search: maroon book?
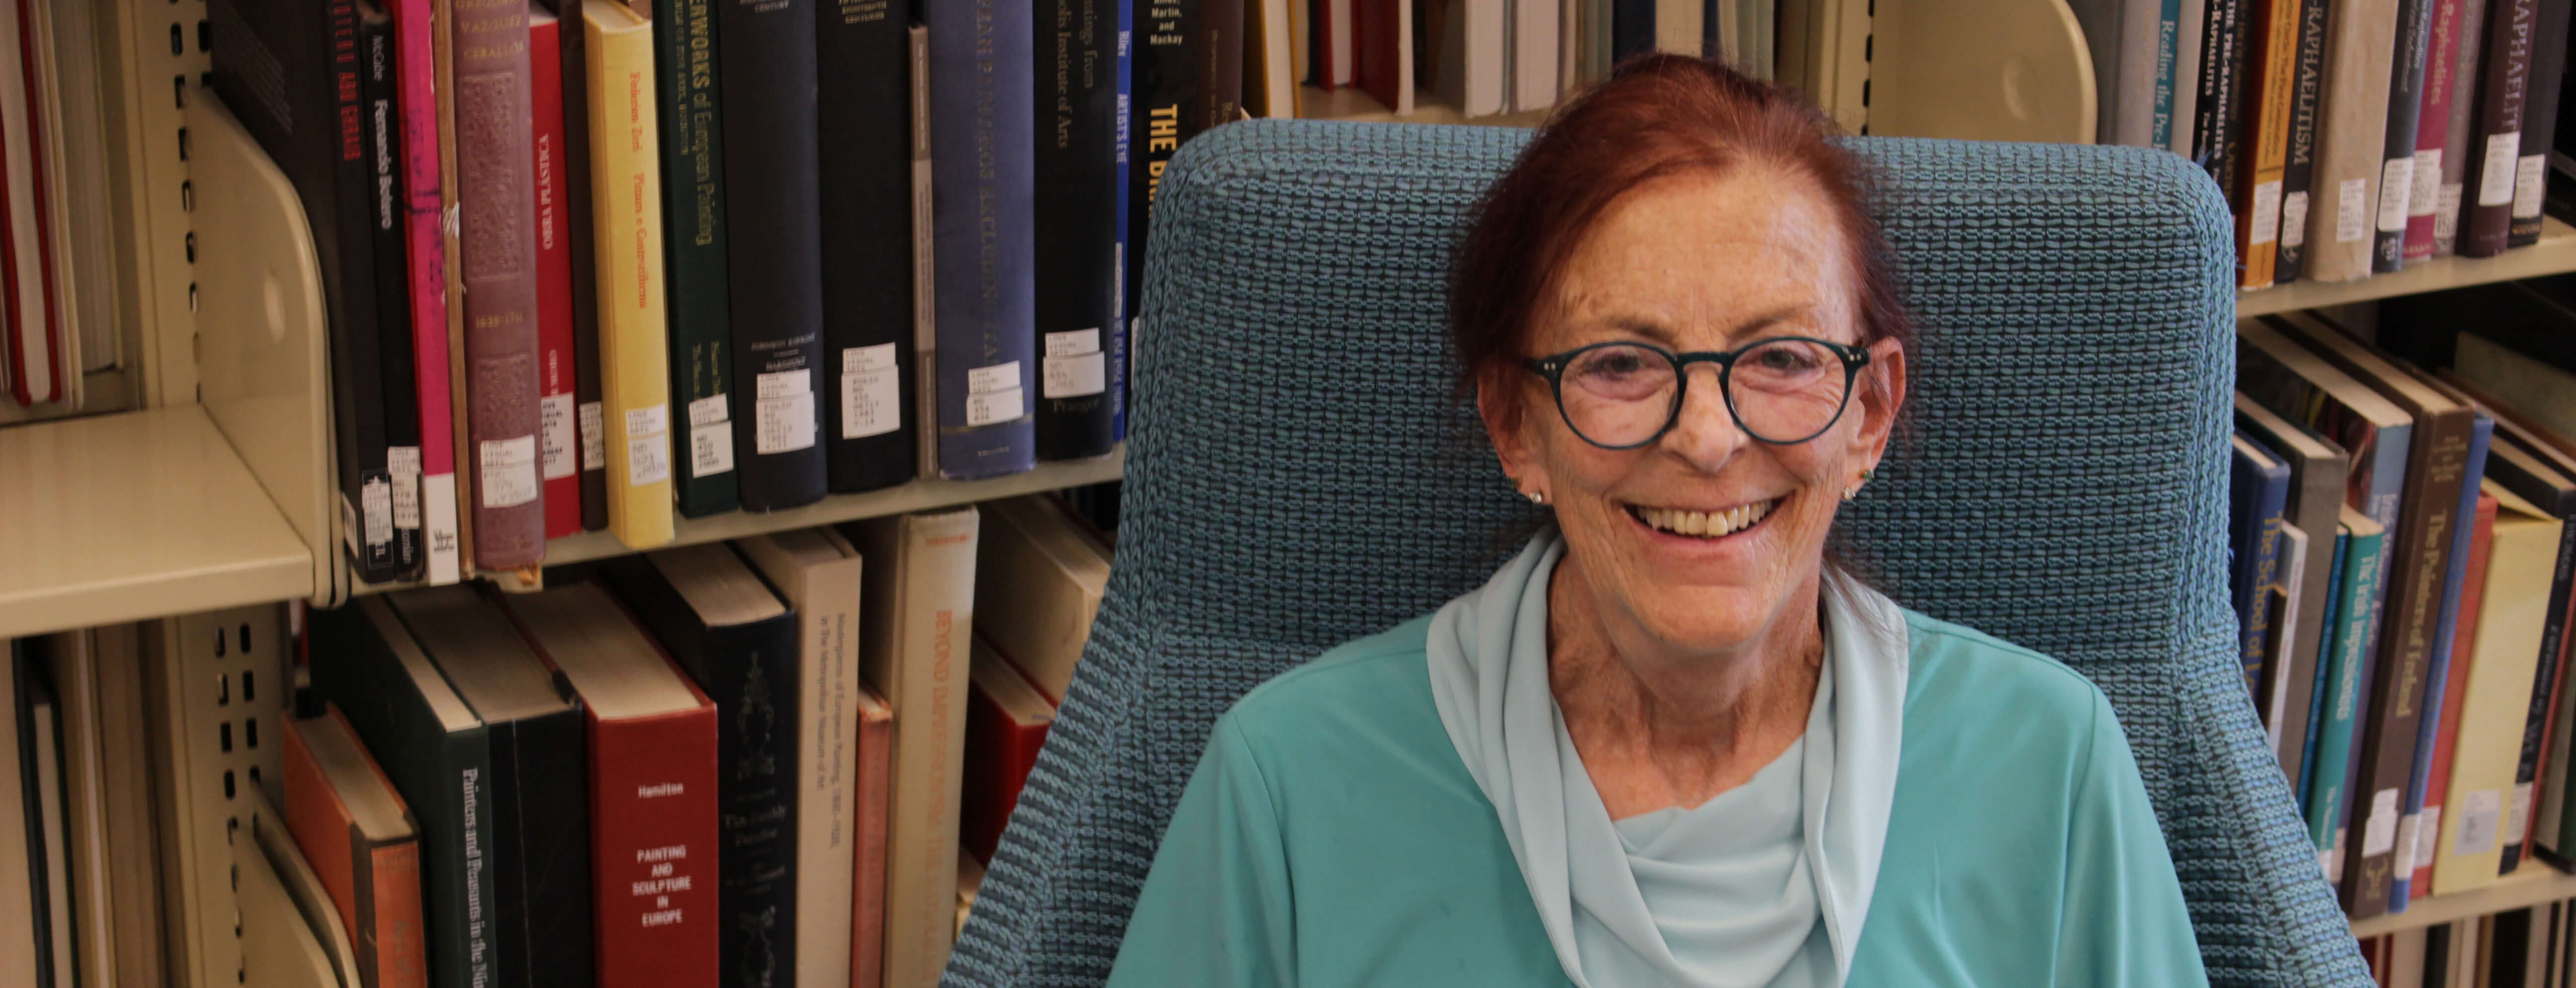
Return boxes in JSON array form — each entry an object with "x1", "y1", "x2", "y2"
[
  {"x1": 528, "y1": 4, "x2": 580, "y2": 540},
  {"x1": 451, "y1": 0, "x2": 545, "y2": 570},
  {"x1": 963, "y1": 638, "x2": 1055, "y2": 863}
]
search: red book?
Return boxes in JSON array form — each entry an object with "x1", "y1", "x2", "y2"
[
  {"x1": 0, "y1": 0, "x2": 61, "y2": 409},
  {"x1": 496, "y1": 581, "x2": 720, "y2": 988},
  {"x1": 389, "y1": 0, "x2": 458, "y2": 581},
  {"x1": 282, "y1": 706, "x2": 429, "y2": 988},
  {"x1": 2417, "y1": 490, "x2": 2498, "y2": 890},
  {"x1": 2406, "y1": 0, "x2": 2471, "y2": 261},
  {"x1": 529, "y1": 5, "x2": 579, "y2": 540},
  {"x1": 852, "y1": 686, "x2": 892, "y2": 988},
  {"x1": 963, "y1": 637, "x2": 1055, "y2": 864}
]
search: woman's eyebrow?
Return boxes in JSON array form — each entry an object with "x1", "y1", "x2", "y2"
[{"x1": 1593, "y1": 306, "x2": 1810, "y2": 348}]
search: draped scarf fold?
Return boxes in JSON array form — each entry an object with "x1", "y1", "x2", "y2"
[{"x1": 1425, "y1": 530, "x2": 1910, "y2": 988}]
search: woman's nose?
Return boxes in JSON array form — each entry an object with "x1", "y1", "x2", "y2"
[{"x1": 1658, "y1": 366, "x2": 1744, "y2": 470}]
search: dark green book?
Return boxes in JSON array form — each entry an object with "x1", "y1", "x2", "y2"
[
  {"x1": 656, "y1": 0, "x2": 740, "y2": 518},
  {"x1": 311, "y1": 598, "x2": 499, "y2": 988}
]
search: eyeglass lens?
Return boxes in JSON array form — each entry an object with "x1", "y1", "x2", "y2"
[{"x1": 1558, "y1": 340, "x2": 1852, "y2": 446}]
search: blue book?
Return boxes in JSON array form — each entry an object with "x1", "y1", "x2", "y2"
[
  {"x1": 1110, "y1": 0, "x2": 1131, "y2": 443},
  {"x1": 2297, "y1": 528, "x2": 2353, "y2": 816},
  {"x1": 2312, "y1": 508, "x2": 2389, "y2": 875},
  {"x1": 928, "y1": 0, "x2": 1038, "y2": 479},
  {"x1": 2389, "y1": 413, "x2": 2494, "y2": 911},
  {"x1": 2232, "y1": 432, "x2": 2293, "y2": 699},
  {"x1": 2150, "y1": 0, "x2": 2179, "y2": 146}
]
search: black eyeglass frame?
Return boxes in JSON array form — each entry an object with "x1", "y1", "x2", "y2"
[{"x1": 1520, "y1": 336, "x2": 1873, "y2": 449}]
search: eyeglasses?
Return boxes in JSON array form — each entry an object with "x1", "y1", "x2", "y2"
[{"x1": 1521, "y1": 337, "x2": 1871, "y2": 448}]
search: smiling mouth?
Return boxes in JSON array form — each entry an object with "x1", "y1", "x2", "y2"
[{"x1": 1625, "y1": 497, "x2": 1782, "y2": 539}]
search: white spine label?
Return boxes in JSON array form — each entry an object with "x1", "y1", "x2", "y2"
[
  {"x1": 2393, "y1": 813, "x2": 2421, "y2": 873},
  {"x1": 2281, "y1": 191, "x2": 2310, "y2": 248},
  {"x1": 1042, "y1": 329, "x2": 1107, "y2": 399},
  {"x1": 2515, "y1": 154, "x2": 2548, "y2": 217},
  {"x1": 2377, "y1": 157, "x2": 2416, "y2": 232},
  {"x1": 840, "y1": 343, "x2": 901, "y2": 440},
  {"x1": 2457, "y1": 788, "x2": 2503, "y2": 857},
  {"x1": 541, "y1": 393, "x2": 577, "y2": 481},
  {"x1": 2411, "y1": 149, "x2": 2443, "y2": 216},
  {"x1": 626, "y1": 402, "x2": 672, "y2": 487},
  {"x1": 1044, "y1": 328, "x2": 1102, "y2": 357},
  {"x1": 966, "y1": 360, "x2": 1026, "y2": 427},
  {"x1": 754, "y1": 370, "x2": 817, "y2": 454},
  {"x1": 2436, "y1": 183, "x2": 2466, "y2": 242},
  {"x1": 2506, "y1": 782, "x2": 2535, "y2": 845},
  {"x1": 479, "y1": 435, "x2": 540, "y2": 508},
  {"x1": 688, "y1": 394, "x2": 733, "y2": 477},
  {"x1": 2251, "y1": 180, "x2": 2285, "y2": 246},
  {"x1": 2336, "y1": 178, "x2": 2369, "y2": 243},
  {"x1": 2415, "y1": 805, "x2": 2442, "y2": 875},
  {"x1": 2482, "y1": 132, "x2": 2522, "y2": 205},
  {"x1": 689, "y1": 393, "x2": 729, "y2": 427},
  {"x1": 2362, "y1": 788, "x2": 2402, "y2": 856},
  {"x1": 578, "y1": 401, "x2": 606, "y2": 472},
  {"x1": 362, "y1": 476, "x2": 393, "y2": 548},
  {"x1": 389, "y1": 446, "x2": 422, "y2": 529}
]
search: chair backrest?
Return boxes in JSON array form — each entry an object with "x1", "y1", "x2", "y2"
[{"x1": 948, "y1": 119, "x2": 2364, "y2": 988}]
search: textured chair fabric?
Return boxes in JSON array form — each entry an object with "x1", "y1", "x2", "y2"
[{"x1": 944, "y1": 119, "x2": 2370, "y2": 988}]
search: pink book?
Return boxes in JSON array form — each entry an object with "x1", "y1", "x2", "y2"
[
  {"x1": 852, "y1": 687, "x2": 892, "y2": 988},
  {"x1": 390, "y1": 0, "x2": 459, "y2": 582},
  {"x1": 2404, "y1": 0, "x2": 2469, "y2": 262},
  {"x1": 529, "y1": 5, "x2": 579, "y2": 540}
]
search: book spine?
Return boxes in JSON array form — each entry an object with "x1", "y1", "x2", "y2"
[
  {"x1": 2436, "y1": 0, "x2": 2489, "y2": 256},
  {"x1": 532, "y1": 9, "x2": 582, "y2": 540},
  {"x1": 1204, "y1": 0, "x2": 1245, "y2": 128},
  {"x1": 1033, "y1": 0, "x2": 1120, "y2": 461},
  {"x1": 2394, "y1": 418, "x2": 2491, "y2": 910},
  {"x1": 707, "y1": 621, "x2": 802, "y2": 988},
  {"x1": 2191, "y1": 0, "x2": 2244, "y2": 181},
  {"x1": 865, "y1": 511, "x2": 979, "y2": 988},
  {"x1": 1110, "y1": 0, "x2": 1130, "y2": 442},
  {"x1": 453, "y1": 0, "x2": 546, "y2": 571},
  {"x1": 1611, "y1": 0, "x2": 1650, "y2": 61},
  {"x1": 656, "y1": 0, "x2": 742, "y2": 517},
  {"x1": 558, "y1": 0, "x2": 608, "y2": 533},
  {"x1": 909, "y1": 24, "x2": 936, "y2": 481},
  {"x1": 2154, "y1": 0, "x2": 2184, "y2": 147},
  {"x1": 2302, "y1": 0, "x2": 2398, "y2": 281},
  {"x1": 2511, "y1": 0, "x2": 2572, "y2": 244},
  {"x1": 2343, "y1": 410, "x2": 2473, "y2": 919},
  {"x1": 329, "y1": 0, "x2": 399, "y2": 585},
  {"x1": 2247, "y1": 512, "x2": 2284, "y2": 696},
  {"x1": 586, "y1": 0, "x2": 675, "y2": 548},
  {"x1": 852, "y1": 693, "x2": 891, "y2": 988},
  {"x1": 2416, "y1": 491, "x2": 2497, "y2": 893},
  {"x1": 929, "y1": 0, "x2": 1038, "y2": 480},
  {"x1": 2297, "y1": 530, "x2": 2351, "y2": 812},
  {"x1": 589, "y1": 710, "x2": 720, "y2": 987},
  {"x1": 719, "y1": 0, "x2": 829, "y2": 511},
  {"x1": 2311, "y1": 523, "x2": 2386, "y2": 863},
  {"x1": 369, "y1": 841, "x2": 429, "y2": 988},
  {"x1": 429, "y1": 735, "x2": 495, "y2": 988},
  {"x1": 2372, "y1": 0, "x2": 2436, "y2": 273},
  {"x1": 390, "y1": 0, "x2": 460, "y2": 583},
  {"x1": 2405, "y1": 0, "x2": 2466, "y2": 262},
  {"x1": 2273, "y1": 0, "x2": 2328, "y2": 282},
  {"x1": 2235, "y1": 0, "x2": 2299, "y2": 287},
  {"x1": 484, "y1": 713, "x2": 593, "y2": 987},
  {"x1": 2464, "y1": 0, "x2": 2538, "y2": 256},
  {"x1": 2506, "y1": 505, "x2": 2576, "y2": 869},
  {"x1": 362, "y1": 0, "x2": 427, "y2": 582},
  {"x1": 815, "y1": 0, "x2": 919, "y2": 494}
]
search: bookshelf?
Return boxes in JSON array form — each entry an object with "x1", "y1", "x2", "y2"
[
  {"x1": 1295, "y1": 84, "x2": 1555, "y2": 127},
  {"x1": 2238, "y1": 218, "x2": 2576, "y2": 318},
  {"x1": 0, "y1": 406, "x2": 312, "y2": 640},
  {"x1": 2350, "y1": 868, "x2": 2576, "y2": 939}
]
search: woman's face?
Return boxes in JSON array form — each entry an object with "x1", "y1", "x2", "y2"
[{"x1": 1484, "y1": 167, "x2": 1907, "y2": 659}]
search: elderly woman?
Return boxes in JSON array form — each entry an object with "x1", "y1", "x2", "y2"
[{"x1": 1107, "y1": 55, "x2": 2208, "y2": 988}]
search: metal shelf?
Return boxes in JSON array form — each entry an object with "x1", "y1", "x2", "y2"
[
  {"x1": 2240, "y1": 218, "x2": 2576, "y2": 317},
  {"x1": 2349, "y1": 866, "x2": 2576, "y2": 939},
  {"x1": 0, "y1": 406, "x2": 312, "y2": 639},
  {"x1": 1295, "y1": 84, "x2": 1551, "y2": 127}
]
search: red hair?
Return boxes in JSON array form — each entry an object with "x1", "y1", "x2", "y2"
[{"x1": 1450, "y1": 54, "x2": 1912, "y2": 422}]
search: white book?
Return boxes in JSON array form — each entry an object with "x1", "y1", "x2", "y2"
[
  {"x1": 1329, "y1": 0, "x2": 1356, "y2": 86},
  {"x1": 735, "y1": 528, "x2": 867, "y2": 988},
  {"x1": 0, "y1": 649, "x2": 35, "y2": 988},
  {"x1": 2263, "y1": 524, "x2": 2310, "y2": 751},
  {"x1": 846, "y1": 508, "x2": 980, "y2": 988},
  {"x1": 1257, "y1": 0, "x2": 1295, "y2": 116},
  {"x1": 1514, "y1": 0, "x2": 1557, "y2": 110},
  {"x1": 1655, "y1": 0, "x2": 1700, "y2": 55}
]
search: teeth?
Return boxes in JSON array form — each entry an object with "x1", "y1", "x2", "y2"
[{"x1": 1636, "y1": 499, "x2": 1775, "y2": 539}]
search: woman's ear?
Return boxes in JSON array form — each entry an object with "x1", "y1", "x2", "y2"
[
  {"x1": 1477, "y1": 370, "x2": 1544, "y2": 490},
  {"x1": 1853, "y1": 337, "x2": 1908, "y2": 469}
]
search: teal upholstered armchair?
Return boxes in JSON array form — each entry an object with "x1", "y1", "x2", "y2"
[{"x1": 944, "y1": 119, "x2": 2372, "y2": 987}]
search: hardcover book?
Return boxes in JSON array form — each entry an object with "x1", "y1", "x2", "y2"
[
  {"x1": 718, "y1": 0, "x2": 830, "y2": 510},
  {"x1": 531, "y1": 5, "x2": 584, "y2": 540},
  {"x1": 2510, "y1": 0, "x2": 2574, "y2": 245},
  {"x1": 928, "y1": 0, "x2": 1038, "y2": 479},
  {"x1": 973, "y1": 495, "x2": 1110, "y2": 702},
  {"x1": 1033, "y1": 0, "x2": 1122, "y2": 462},
  {"x1": 2273, "y1": 0, "x2": 2330, "y2": 281},
  {"x1": 450, "y1": 0, "x2": 549, "y2": 573},
  {"x1": 608, "y1": 546, "x2": 804, "y2": 988},
  {"x1": 2434, "y1": 0, "x2": 2490, "y2": 257},
  {"x1": 851, "y1": 687, "x2": 892, "y2": 988},
  {"x1": 2236, "y1": 393, "x2": 2353, "y2": 787},
  {"x1": 814, "y1": 0, "x2": 919, "y2": 493},
  {"x1": 2233, "y1": 0, "x2": 2301, "y2": 286},
  {"x1": 2391, "y1": 405, "x2": 2493, "y2": 910},
  {"x1": 582, "y1": 0, "x2": 676, "y2": 549},
  {"x1": 388, "y1": 0, "x2": 461, "y2": 583},
  {"x1": 2299, "y1": 0, "x2": 2398, "y2": 281},
  {"x1": 963, "y1": 637, "x2": 1055, "y2": 863},
  {"x1": 2189, "y1": 0, "x2": 2246, "y2": 184},
  {"x1": 2370, "y1": 0, "x2": 2436, "y2": 273},
  {"x1": 282, "y1": 706, "x2": 429, "y2": 988},
  {"x1": 2233, "y1": 432, "x2": 2292, "y2": 697},
  {"x1": 494, "y1": 581, "x2": 720, "y2": 988},
  {"x1": 360, "y1": 0, "x2": 428, "y2": 581},
  {"x1": 2309, "y1": 507, "x2": 2387, "y2": 872},
  {"x1": 2431, "y1": 483, "x2": 2562, "y2": 894},
  {"x1": 655, "y1": 0, "x2": 741, "y2": 517},
  {"x1": 2404, "y1": 0, "x2": 2469, "y2": 262},
  {"x1": 553, "y1": 0, "x2": 609, "y2": 534},
  {"x1": 2463, "y1": 0, "x2": 2540, "y2": 256},
  {"x1": 2415, "y1": 489, "x2": 2496, "y2": 892}
]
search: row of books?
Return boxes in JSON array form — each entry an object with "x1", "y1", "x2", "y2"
[
  {"x1": 1303, "y1": 0, "x2": 1774, "y2": 119},
  {"x1": 0, "y1": 630, "x2": 168, "y2": 988},
  {"x1": 213, "y1": 0, "x2": 1239, "y2": 588},
  {"x1": 2358, "y1": 901, "x2": 2576, "y2": 986},
  {"x1": 2074, "y1": 0, "x2": 2576, "y2": 288},
  {"x1": 283, "y1": 492, "x2": 1106, "y2": 988},
  {"x1": 0, "y1": 0, "x2": 123, "y2": 412}
]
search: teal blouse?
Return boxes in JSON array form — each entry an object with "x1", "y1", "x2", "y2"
[{"x1": 1107, "y1": 609, "x2": 2212, "y2": 988}]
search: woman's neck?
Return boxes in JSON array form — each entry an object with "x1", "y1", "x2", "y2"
[{"x1": 1547, "y1": 552, "x2": 1826, "y2": 819}]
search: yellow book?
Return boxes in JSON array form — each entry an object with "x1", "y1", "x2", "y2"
[
  {"x1": 585, "y1": 0, "x2": 675, "y2": 548},
  {"x1": 2431, "y1": 482, "x2": 2562, "y2": 895},
  {"x1": 2236, "y1": 0, "x2": 2301, "y2": 288}
]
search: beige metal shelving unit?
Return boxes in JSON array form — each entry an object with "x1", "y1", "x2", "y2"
[{"x1": 2350, "y1": 868, "x2": 2576, "y2": 939}]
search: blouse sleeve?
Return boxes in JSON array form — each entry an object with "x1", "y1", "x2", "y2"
[
  {"x1": 2054, "y1": 691, "x2": 2213, "y2": 988},
  {"x1": 1106, "y1": 715, "x2": 1298, "y2": 988}
]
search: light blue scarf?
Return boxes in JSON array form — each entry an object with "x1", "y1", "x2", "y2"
[{"x1": 1426, "y1": 530, "x2": 1909, "y2": 988}]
